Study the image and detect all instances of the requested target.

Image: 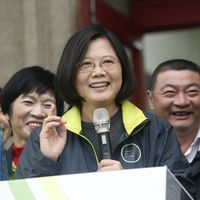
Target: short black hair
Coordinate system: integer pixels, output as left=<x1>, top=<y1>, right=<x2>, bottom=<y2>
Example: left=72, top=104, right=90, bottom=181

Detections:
left=56, top=24, right=135, bottom=106
left=1, top=66, right=64, bottom=116
left=148, top=59, right=200, bottom=90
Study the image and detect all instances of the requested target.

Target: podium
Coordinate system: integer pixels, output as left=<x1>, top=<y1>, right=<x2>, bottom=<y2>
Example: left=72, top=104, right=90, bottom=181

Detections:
left=0, top=166, right=193, bottom=200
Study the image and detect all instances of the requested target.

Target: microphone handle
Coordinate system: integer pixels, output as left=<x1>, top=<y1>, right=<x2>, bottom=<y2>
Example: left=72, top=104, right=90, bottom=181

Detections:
left=98, top=131, right=112, bottom=160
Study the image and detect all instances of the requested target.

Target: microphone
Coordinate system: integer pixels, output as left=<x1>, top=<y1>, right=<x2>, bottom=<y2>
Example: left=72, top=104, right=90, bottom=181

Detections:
left=93, top=108, right=112, bottom=160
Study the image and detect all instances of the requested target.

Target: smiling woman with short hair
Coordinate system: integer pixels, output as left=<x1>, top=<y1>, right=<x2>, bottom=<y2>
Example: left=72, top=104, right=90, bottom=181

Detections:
left=0, top=66, right=64, bottom=179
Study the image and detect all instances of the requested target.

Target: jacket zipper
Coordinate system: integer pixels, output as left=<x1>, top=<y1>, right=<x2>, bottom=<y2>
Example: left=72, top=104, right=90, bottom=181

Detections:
left=79, top=131, right=100, bottom=165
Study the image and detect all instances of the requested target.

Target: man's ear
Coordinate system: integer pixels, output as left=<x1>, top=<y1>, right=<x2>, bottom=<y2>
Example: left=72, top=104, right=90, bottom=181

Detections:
left=147, top=90, right=155, bottom=110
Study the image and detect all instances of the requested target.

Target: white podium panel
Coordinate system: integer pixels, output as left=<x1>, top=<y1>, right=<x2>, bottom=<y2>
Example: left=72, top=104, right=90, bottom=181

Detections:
left=0, top=166, right=193, bottom=200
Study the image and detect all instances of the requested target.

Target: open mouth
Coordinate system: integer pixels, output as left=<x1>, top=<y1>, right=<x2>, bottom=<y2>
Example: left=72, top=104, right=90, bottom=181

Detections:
left=89, top=82, right=109, bottom=88
left=27, top=122, right=43, bottom=129
left=172, top=111, right=192, bottom=117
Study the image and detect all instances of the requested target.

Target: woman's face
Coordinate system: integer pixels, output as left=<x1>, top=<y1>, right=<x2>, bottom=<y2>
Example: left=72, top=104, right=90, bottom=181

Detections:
left=8, top=90, right=57, bottom=147
left=0, top=106, right=11, bottom=140
left=75, top=37, right=122, bottom=109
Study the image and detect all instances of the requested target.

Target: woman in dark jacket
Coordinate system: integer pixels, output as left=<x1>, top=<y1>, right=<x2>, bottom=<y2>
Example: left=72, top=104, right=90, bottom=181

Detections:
left=15, top=25, right=195, bottom=199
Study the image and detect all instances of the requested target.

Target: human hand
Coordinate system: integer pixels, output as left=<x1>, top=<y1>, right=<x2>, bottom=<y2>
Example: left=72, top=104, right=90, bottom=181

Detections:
left=97, top=159, right=123, bottom=172
left=40, top=104, right=66, bottom=161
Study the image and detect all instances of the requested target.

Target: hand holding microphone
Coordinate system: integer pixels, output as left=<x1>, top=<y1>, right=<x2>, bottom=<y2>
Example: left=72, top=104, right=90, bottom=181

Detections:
left=93, top=108, right=123, bottom=171
left=93, top=108, right=112, bottom=160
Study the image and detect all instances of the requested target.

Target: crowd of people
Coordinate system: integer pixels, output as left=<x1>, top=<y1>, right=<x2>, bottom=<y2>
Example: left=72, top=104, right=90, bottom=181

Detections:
left=0, top=25, right=199, bottom=199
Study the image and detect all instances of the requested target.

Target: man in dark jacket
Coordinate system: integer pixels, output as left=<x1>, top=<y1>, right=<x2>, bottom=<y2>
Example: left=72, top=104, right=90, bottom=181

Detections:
left=147, top=59, right=200, bottom=199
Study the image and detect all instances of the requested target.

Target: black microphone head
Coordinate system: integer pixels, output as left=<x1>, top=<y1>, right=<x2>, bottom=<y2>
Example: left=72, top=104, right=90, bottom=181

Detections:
left=93, top=108, right=110, bottom=133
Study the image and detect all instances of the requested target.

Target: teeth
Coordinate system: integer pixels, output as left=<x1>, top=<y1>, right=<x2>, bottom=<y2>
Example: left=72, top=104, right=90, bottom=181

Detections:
left=90, top=82, right=108, bottom=88
left=29, top=122, right=42, bottom=128
left=173, top=112, right=189, bottom=116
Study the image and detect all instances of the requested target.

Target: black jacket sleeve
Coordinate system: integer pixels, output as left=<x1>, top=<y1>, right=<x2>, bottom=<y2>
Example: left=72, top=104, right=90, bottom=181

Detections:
left=145, top=112, right=196, bottom=200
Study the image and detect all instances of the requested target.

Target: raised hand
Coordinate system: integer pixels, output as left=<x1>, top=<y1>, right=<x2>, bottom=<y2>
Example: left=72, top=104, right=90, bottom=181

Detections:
left=40, top=104, right=67, bottom=161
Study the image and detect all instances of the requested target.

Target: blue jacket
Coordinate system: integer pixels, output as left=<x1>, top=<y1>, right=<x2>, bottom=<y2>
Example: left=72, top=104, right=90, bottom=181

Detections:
left=14, top=100, right=195, bottom=198
left=0, top=138, right=8, bottom=180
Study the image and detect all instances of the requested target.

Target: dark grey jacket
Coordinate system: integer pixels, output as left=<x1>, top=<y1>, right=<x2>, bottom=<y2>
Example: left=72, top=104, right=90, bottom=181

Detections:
left=14, top=101, right=195, bottom=199
left=190, top=151, right=200, bottom=199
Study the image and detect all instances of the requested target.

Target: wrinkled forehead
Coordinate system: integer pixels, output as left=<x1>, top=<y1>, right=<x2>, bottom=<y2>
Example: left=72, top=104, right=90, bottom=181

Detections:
left=156, top=70, right=200, bottom=85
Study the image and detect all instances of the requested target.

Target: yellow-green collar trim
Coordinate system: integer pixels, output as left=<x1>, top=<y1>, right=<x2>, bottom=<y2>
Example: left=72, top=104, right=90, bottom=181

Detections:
left=62, top=100, right=148, bottom=135
left=62, top=106, right=82, bottom=134
left=121, top=100, right=147, bottom=135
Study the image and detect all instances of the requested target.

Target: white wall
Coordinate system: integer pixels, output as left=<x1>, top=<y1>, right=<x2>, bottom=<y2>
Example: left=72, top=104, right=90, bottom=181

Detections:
left=143, top=27, right=200, bottom=75
left=0, top=0, right=77, bottom=87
